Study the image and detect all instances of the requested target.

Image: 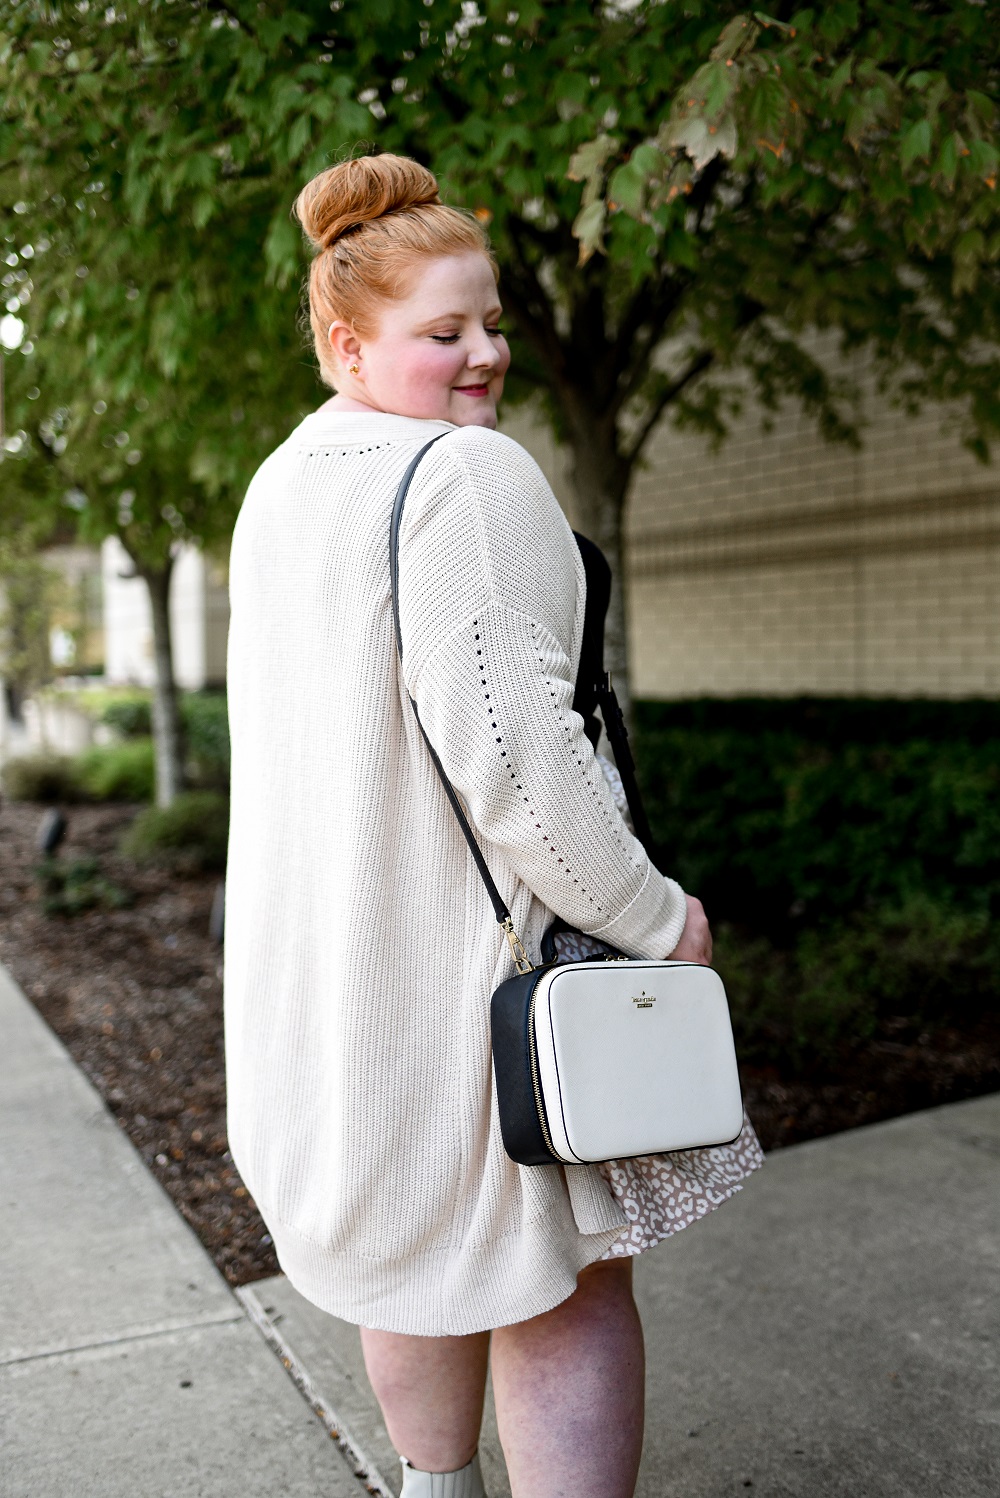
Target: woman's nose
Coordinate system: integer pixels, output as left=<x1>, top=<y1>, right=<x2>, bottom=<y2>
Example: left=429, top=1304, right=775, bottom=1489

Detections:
left=468, top=334, right=502, bottom=370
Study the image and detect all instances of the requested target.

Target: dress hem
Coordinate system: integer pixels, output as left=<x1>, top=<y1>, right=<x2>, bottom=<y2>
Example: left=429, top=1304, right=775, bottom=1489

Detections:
left=268, top=1205, right=625, bottom=1337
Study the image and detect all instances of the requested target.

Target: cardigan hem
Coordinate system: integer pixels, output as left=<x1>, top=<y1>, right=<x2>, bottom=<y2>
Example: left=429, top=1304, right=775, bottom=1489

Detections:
left=268, top=1208, right=626, bottom=1337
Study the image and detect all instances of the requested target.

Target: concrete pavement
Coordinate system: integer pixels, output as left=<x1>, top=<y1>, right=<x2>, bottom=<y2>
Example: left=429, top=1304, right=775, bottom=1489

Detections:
left=242, top=1095, right=1000, bottom=1498
left=2, top=953, right=998, bottom=1497
left=0, top=962, right=375, bottom=1498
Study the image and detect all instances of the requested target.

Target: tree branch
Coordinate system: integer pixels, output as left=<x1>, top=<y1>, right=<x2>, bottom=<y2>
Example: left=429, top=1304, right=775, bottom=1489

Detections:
left=688, top=154, right=730, bottom=233
left=502, top=220, right=572, bottom=379
left=623, top=348, right=715, bottom=465
left=499, top=211, right=566, bottom=259
left=606, top=272, right=693, bottom=418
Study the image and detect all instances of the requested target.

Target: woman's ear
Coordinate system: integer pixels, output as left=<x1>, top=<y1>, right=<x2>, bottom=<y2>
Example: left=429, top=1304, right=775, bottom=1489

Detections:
left=328, top=320, right=362, bottom=371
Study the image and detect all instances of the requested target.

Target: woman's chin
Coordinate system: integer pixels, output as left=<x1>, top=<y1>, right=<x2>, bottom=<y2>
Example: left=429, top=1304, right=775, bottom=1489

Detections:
left=450, top=402, right=498, bottom=430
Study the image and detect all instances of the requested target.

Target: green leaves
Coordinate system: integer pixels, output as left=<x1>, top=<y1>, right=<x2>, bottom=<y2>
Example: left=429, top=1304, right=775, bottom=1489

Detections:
left=967, top=137, right=999, bottom=187
left=3, top=0, right=998, bottom=609
left=568, top=4, right=999, bottom=323
left=568, top=133, right=619, bottom=263
left=953, top=228, right=986, bottom=295
left=263, top=207, right=302, bottom=286
left=710, top=15, right=761, bottom=62
left=570, top=199, right=607, bottom=264
left=901, top=118, right=932, bottom=170
left=567, top=133, right=620, bottom=185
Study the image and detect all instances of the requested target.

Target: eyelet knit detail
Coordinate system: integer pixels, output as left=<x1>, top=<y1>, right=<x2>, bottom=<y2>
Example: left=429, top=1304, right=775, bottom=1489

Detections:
left=473, top=621, right=597, bottom=905
left=303, top=443, right=389, bottom=460
left=532, top=623, right=630, bottom=865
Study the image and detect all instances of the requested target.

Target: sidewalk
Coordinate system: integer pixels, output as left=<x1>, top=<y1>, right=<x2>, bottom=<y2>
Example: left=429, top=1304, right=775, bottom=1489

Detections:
left=0, top=962, right=375, bottom=1498
left=2, top=957, right=998, bottom=1497
left=242, top=1098, right=1000, bottom=1498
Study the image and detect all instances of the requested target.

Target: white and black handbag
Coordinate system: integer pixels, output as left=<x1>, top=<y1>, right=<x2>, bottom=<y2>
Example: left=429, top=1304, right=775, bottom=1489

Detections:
left=391, top=438, right=744, bottom=1167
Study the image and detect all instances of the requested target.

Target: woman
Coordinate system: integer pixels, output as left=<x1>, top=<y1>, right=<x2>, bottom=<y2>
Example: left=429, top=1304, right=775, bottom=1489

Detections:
left=225, top=153, right=762, bottom=1498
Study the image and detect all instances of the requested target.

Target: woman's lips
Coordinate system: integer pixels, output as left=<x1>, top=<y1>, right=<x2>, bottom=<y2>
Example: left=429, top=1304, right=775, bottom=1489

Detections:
left=454, top=383, right=490, bottom=397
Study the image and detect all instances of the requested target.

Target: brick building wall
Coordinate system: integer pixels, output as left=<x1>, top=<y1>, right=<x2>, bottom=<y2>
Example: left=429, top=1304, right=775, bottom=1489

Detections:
left=504, top=358, right=1000, bottom=700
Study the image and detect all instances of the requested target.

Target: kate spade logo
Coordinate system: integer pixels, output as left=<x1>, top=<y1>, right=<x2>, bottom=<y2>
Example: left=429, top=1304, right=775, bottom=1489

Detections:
left=632, top=990, right=655, bottom=1009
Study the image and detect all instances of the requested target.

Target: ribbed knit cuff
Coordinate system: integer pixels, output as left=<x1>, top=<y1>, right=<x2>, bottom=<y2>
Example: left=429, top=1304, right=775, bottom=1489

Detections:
left=589, top=866, right=688, bottom=959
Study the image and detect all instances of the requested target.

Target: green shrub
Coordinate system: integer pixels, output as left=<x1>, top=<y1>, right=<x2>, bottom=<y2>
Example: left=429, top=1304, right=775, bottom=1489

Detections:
left=717, top=895, right=1000, bottom=1073
left=100, top=696, right=152, bottom=738
left=76, top=739, right=155, bottom=802
left=634, top=705, right=1000, bottom=934
left=637, top=696, right=1000, bottom=746
left=121, top=790, right=229, bottom=873
left=36, top=856, right=133, bottom=917
left=182, top=692, right=229, bottom=788
left=631, top=699, right=1000, bottom=1071
left=1, top=752, right=82, bottom=803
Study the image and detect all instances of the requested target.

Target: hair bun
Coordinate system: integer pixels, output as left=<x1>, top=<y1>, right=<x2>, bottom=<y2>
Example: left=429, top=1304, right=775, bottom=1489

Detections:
left=294, top=154, right=442, bottom=252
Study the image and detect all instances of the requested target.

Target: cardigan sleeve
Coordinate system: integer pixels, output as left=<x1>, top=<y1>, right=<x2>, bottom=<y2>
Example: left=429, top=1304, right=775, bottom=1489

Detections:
left=398, top=429, right=688, bottom=960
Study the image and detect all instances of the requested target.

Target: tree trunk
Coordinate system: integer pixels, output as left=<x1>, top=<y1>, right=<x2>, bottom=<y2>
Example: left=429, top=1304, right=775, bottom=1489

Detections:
left=563, top=420, right=635, bottom=727
left=140, top=559, right=185, bottom=808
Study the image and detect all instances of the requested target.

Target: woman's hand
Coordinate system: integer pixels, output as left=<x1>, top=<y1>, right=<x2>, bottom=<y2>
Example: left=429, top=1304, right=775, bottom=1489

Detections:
left=667, top=895, right=713, bottom=966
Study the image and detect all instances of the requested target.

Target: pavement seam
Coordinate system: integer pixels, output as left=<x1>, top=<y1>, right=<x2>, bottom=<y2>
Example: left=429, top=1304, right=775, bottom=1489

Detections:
left=0, top=1308, right=245, bottom=1368
left=236, top=1285, right=395, bottom=1498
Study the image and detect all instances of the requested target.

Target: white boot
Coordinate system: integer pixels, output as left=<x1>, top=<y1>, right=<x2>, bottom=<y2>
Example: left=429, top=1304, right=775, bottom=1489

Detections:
left=399, top=1450, right=486, bottom=1497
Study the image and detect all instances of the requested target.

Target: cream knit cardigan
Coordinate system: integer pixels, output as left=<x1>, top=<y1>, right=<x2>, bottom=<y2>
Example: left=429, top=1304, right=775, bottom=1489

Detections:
left=224, top=410, right=688, bottom=1335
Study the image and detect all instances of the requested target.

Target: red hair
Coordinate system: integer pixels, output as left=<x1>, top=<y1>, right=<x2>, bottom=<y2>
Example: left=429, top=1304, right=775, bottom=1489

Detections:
left=294, top=154, right=497, bottom=388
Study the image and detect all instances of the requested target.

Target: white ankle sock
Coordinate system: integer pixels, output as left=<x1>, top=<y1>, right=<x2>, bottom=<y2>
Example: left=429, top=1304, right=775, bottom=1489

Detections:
left=399, top=1450, right=486, bottom=1497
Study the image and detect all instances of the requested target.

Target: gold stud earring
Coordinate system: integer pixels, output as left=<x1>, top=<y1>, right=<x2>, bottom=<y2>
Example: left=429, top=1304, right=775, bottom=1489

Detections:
left=349, top=363, right=360, bottom=375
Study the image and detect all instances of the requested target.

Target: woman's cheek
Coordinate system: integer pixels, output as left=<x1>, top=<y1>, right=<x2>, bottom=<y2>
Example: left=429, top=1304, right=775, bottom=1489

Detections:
left=403, top=347, right=465, bottom=391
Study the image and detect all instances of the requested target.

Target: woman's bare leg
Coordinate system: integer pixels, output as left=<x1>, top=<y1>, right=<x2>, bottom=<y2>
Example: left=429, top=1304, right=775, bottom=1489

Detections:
left=490, top=1258, right=644, bottom=1498
left=359, top=1258, right=643, bottom=1493
left=360, top=1325, right=491, bottom=1472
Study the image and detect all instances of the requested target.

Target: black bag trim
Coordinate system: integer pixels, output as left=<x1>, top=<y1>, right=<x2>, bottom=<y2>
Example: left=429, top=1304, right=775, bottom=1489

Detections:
left=489, top=968, right=559, bottom=1166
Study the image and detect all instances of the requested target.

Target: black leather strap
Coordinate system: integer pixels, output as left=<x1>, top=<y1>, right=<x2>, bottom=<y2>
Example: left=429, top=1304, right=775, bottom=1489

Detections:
left=389, top=439, right=445, bottom=664
left=389, top=435, right=661, bottom=925
left=570, top=532, right=611, bottom=749
left=390, top=435, right=513, bottom=927
left=596, top=673, right=660, bottom=868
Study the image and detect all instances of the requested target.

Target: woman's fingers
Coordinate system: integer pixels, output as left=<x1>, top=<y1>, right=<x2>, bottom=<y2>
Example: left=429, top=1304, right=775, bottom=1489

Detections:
left=667, top=894, right=713, bottom=965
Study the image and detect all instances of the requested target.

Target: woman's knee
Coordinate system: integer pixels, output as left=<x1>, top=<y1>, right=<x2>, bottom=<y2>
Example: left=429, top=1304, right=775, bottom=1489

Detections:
left=579, top=1255, right=633, bottom=1285
left=509, top=1257, right=636, bottom=1346
left=576, top=1255, right=634, bottom=1303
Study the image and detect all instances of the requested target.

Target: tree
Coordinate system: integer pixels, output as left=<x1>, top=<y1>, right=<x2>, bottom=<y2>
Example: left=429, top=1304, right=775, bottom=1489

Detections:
left=1, top=13, right=336, bottom=800
left=347, top=0, right=1000, bottom=710
left=0, top=528, right=61, bottom=723
left=0, top=215, right=319, bottom=801
left=2, top=1, right=998, bottom=731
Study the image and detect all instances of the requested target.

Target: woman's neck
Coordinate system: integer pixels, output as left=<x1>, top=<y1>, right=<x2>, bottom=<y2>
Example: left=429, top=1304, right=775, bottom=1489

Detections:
left=318, top=393, right=382, bottom=414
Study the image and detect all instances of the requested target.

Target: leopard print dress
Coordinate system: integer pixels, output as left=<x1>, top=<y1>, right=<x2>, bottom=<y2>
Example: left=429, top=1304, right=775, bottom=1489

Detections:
left=566, top=759, right=766, bottom=1258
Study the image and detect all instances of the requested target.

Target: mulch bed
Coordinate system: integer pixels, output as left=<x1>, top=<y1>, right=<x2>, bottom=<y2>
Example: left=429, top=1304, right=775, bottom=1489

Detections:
left=0, top=800, right=277, bottom=1285
left=2, top=799, right=998, bottom=1286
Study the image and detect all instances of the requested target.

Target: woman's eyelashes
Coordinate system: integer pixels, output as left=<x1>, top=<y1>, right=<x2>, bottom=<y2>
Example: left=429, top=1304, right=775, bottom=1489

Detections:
left=429, top=326, right=503, bottom=344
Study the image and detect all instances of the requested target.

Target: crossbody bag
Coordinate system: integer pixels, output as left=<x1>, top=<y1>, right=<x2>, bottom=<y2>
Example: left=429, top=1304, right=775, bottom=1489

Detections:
left=391, top=436, right=744, bottom=1167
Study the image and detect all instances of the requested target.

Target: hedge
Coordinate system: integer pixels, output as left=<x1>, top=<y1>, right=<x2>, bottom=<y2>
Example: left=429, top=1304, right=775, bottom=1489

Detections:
left=99, top=690, right=230, bottom=788
left=181, top=692, right=230, bottom=787
left=1, top=752, right=83, bottom=803
left=76, top=739, right=156, bottom=802
left=633, top=699, right=1000, bottom=1071
left=121, top=790, right=229, bottom=873
left=634, top=699, right=1000, bottom=936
